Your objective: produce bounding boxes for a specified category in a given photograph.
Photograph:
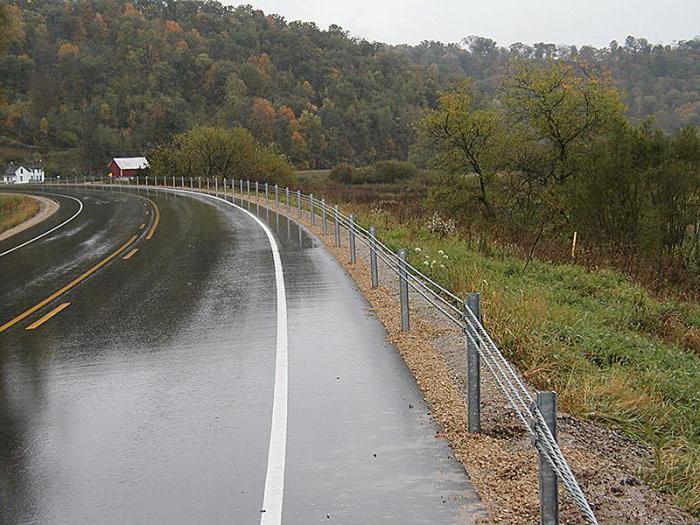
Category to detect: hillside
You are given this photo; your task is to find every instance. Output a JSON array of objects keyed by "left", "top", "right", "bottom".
[{"left": 0, "top": 0, "right": 698, "bottom": 175}]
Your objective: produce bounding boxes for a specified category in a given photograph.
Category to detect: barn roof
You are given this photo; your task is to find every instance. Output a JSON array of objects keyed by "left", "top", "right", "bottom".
[{"left": 112, "top": 157, "right": 149, "bottom": 170}]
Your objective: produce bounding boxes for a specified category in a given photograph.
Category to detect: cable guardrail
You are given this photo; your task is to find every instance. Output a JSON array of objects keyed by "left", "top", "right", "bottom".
[{"left": 44, "top": 174, "right": 597, "bottom": 524}]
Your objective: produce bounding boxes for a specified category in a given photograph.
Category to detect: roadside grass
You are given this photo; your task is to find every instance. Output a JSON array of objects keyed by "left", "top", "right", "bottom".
[
  {"left": 347, "top": 206, "right": 700, "bottom": 516},
  {"left": 0, "top": 194, "right": 40, "bottom": 234}
]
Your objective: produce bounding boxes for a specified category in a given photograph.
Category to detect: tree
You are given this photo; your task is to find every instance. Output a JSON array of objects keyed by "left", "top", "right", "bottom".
[
  {"left": 419, "top": 80, "right": 506, "bottom": 212},
  {"left": 150, "top": 126, "right": 295, "bottom": 186},
  {"left": 502, "top": 59, "right": 625, "bottom": 185}
]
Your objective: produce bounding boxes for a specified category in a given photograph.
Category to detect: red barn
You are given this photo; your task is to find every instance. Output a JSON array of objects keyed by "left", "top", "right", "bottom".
[{"left": 109, "top": 157, "right": 149, "bottom": 178}]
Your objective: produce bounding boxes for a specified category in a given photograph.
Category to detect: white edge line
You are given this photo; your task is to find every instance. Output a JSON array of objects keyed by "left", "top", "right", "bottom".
[
  {"left": 167, "top": 187, "right": 288, "bottom": 524},
  {"left": 0, "top": 193, "right": 84, "bottom": 258}
]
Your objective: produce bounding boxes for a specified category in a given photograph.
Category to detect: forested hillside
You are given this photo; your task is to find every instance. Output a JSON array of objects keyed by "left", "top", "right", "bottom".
[{"left": 0, "top": 0, "right": 698, "bottom": 175}]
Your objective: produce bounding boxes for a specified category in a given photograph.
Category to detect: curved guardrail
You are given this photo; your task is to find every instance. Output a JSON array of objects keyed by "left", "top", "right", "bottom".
[{"left": 41, "top": 174, "right": 598, "bottom": 524}]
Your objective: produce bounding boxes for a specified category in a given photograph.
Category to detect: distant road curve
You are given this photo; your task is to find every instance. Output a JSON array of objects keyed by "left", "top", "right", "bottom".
[{"left": 0, "top": 192, "right": 83, "bottom": 257}]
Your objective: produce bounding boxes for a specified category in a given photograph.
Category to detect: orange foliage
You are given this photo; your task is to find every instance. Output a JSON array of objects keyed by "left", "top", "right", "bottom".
[
  {"left": 278, "top": 105, "right": 296, "bottom": 122},
  {"left": 249, "top": 53, "right": 273, "bottom": 76},
  {"left": 123, "top": 3, "right": 142, "bottom": 18},
  {"left": 165, "top": 20, "right": 183, "bottom": 33},
  {"left": 252, "top": 97, "right": 275, "bottom": 120},
  {"left": 94, "top": 13, "right": 108, "bottom": 36},
  {"left": 175, "top": 40, "right": 188, "bottom": 50}
]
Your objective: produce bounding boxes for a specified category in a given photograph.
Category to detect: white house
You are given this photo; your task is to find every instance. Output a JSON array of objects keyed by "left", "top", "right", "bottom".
[{"left": 1, "top": 164, "right": 45, "bottom": 184}]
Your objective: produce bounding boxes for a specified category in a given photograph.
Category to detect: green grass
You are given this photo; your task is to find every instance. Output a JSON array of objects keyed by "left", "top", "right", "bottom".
[{"left": 351, "top": 207, "right": 700, "bottom": 516}]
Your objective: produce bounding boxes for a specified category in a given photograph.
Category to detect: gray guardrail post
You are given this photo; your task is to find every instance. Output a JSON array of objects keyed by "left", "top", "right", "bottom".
[
  {"left": 334, "top": 205, "right": 340, "bottom": 247},
  {"left": 399, "top": 248, "right": 410, "bottom": 331},
  {"left": 275, "top": 185, "right": 279, "bottom": 210},
  {"left": 146, "top": 175, "right": 149, "bottom": 187},
  {"left": 538, "top": 391, "right": 559, "bottom": 525},
  {"left": 285, "top": 187, "right": 290, "bottom": 213},
  {"left": 321, "top": 198, "right": 327, "bottom": 234},
  {"left": 349, "top": 215, "right": 356, "bottom": 263},
  {"left": 215, "top": 177, "right": 219, "bottom": 196},
  {"left": 198, "top": 177, "right": 201, "bottom": 189},
  {"left": 181, "top": 175, "right": 184, "bottom": 188},
  {"left": 297, "top": 190, "right": 302, "bottom": 218},
  {"left": 190, "top": 176, "right": 193, "bottom": 189},
  {"left": 310, "top": 194, "right": 316, "bottom": 225},
  {"left": 265, "top": 182, "right": 269, "bottom": 203},
  {"left": 370, "top": 226, "right": 378, "bottom": 288},
  {"left": 239, "top": 179, "right": 243, "bottom": 205},
  {"left": 466, "top": 292, "right": 481, "bottom": 433},
  {"left": 255, "top": 181, "right": 260, "bottom": 213},
  {"left": 207, "top": 177, "right": 210, "bottom": 191}
]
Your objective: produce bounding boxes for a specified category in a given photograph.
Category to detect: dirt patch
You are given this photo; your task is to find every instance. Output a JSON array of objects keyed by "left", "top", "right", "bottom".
[{"left": 0, "top": 193, "right": 59, "bottom": 241}]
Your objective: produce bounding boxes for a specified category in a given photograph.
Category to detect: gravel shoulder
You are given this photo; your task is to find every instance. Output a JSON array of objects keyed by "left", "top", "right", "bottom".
[{"left": 0, "top": 193, "right": 59, "bottom": 241}]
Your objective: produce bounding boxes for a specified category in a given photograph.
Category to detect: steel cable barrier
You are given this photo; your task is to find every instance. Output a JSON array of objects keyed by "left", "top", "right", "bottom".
[{"left": 43, "top": 175, "right": 598, "bottom": 524}]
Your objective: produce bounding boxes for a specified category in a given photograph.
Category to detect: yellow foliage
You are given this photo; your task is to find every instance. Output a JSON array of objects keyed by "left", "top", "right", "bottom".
[{"left": 57, "top": 42, "right": 79, "bottom": 59}]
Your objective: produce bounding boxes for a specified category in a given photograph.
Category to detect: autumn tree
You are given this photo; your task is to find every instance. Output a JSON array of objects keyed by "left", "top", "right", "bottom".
[
  {"left": 502, "top": 59, "right": 624, "bottom": 186},
  {"left": 419, "top": 80, "right": 506, "bottom": 212}
]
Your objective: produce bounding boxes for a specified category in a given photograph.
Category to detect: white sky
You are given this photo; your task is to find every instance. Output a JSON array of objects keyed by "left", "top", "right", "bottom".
[{"left": 228, "top": 0, "right": 700, "bottom": 47}]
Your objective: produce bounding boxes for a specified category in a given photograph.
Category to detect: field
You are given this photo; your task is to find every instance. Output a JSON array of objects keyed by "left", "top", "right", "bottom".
[
  {"left": 303, "top": 175, "right": 700, "bottom": 516},
  {"left": 0, "top": 194, "right": 40, "bottom": 235}
]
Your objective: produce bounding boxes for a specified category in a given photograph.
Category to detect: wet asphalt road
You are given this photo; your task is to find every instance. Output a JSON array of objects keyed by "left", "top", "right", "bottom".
[{"left": 0, "top": 186, "right": 482, "bottom": 524}]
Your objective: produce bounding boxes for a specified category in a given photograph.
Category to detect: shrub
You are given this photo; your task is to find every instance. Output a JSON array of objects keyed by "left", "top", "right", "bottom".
[
  {"left": 329, "top": 162, "right": 356, "bottom": 183},
  {"left": 330, "top": 160, "right": 419, "bottom": 184}
]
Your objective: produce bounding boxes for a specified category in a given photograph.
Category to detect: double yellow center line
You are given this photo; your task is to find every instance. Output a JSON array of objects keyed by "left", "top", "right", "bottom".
[
  {"left": 1, "top": 195, "right": 161, "bottom": 333},
  {"left": 26, "top": 302, "right": 71, "bottom": 330},
  {"left": 145, "top": 197, "right": 160, "bottom": 240},
  {"left": 0, "top": 235, "right": 137, "bottom": 333}
]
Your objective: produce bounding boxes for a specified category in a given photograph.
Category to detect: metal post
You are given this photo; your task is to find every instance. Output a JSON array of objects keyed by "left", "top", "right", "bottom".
[
  {"left": 198, "top": 177, "right": 201, "bottom": 189},
  {"left": 297, "top": 190, "right": 302, "bottom": 218},
  {"left": 239, "top": 179, "right": 243, "bottom": 205},
  {"left": 466, "top": 292, "right": 481, "bottom": 433},
  {"left": 207, "top": 177, "right": 210, "bottom": 191},
  {"left": 172, "top": 175, "right": 175, "bottom": 187},
  {"left": 265, "top": 182, "right": 269, "bottom": 203},
  {"left": 181, "top": 175, "right": 184, "bottom": 188},
  {"left": 190, "top": 177, "right": 193, "bottom": 189},
  {"left": 255, "top": 181, "right": 259, "bottom": 201},
  {"left": 285, "top": 187, "right": 290, "bottom": 213},
  {"left": 321, "top": 198, "right": 327, "bottom": 234},
  {"left": 349, "top": 214, "right": 356, "bottom": 263},
  {"left": 370, "top": 226, "right": 378, "bottom": 288},
  {"left": 538, "top": 392, "right": 559, "bottom": 525},
  {"left": 334, "top": 205, "right": 340, "bottom": 247},
  {"left": 310, "top": 194, "right": 315, "bottom": 225},
  {"left": 398, "top": 248, "right": 410, "bottom": 331},
  {"left": 275, "top": 185, "right": 279, "bottom": 210},
  {"left": 215, "top": 177, "right": 218, "bottom": 196},
  {"left": 146, "top": 175, "right": 149, "bottom": 187},
  {"left": 223, "top": 178, "right": 227, "bottom": 199}
]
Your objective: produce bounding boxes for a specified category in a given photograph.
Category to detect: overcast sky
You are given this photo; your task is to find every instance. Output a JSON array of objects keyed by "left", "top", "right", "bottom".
[{"left": 228, "top": 0, "right": 699, "bottom": 47}]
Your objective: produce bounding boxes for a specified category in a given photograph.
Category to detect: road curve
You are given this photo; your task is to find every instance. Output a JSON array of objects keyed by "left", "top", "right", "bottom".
[{"left": 0, "top": 185, "right": 484, "bottom": 524}]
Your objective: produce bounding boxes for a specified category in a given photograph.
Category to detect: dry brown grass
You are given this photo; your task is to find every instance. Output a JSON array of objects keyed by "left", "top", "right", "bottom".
[{"left": 0, "top": 194, "right": 40, "bottom": 234}]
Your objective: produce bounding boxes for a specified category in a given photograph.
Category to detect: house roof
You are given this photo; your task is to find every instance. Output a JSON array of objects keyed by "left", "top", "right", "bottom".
[
  {"left": 112, "top": 157, "right": 149, "bottom": 170},
  {"left": 3, "top": 163, "right": 43, "bottom": 175}
]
